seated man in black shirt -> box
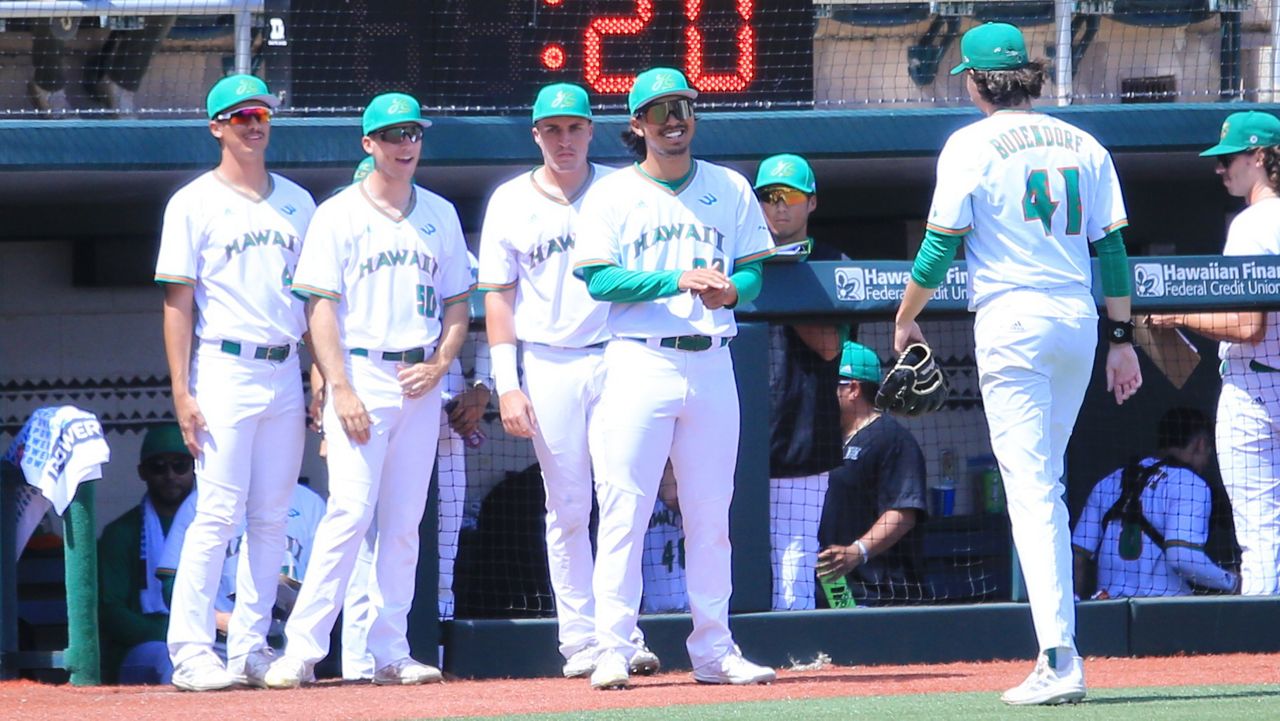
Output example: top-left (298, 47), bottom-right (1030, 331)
top-left (816, 341), bottom-right (929, 605)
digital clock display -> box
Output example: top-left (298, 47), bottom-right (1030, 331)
top-left (286, 0), bottom-right (813, 113)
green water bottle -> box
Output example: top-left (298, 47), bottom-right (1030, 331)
top-left (821, 575), bottom-right (857, 609)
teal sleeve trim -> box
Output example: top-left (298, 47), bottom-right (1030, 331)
top-left (583, 265), bottom-right (683, 302)
top-left (1095, 229), bottom-right (1131, 297)
top-left (728, 261), bottom-right (764, 307)
top-left (910, 229), bottom-right (964, 289)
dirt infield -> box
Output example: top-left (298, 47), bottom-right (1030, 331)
top-left (3, 653), bottom-right (1277, 721)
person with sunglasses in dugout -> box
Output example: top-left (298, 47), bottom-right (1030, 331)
top-left (1148, 111), bottom-right (1280, 596)
top-left (155, 74), bottom-right (317, 691)
top-left (264, 93), bottom-right (472, 689)
top-left (572, 67), bottom-right (776, 689)
top-left (753, 154), bottom-right (851, 612)
top-left (97, 423), bottom-right (195, 685)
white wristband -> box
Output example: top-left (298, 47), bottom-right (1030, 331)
top-left (491, 342), bottom-right (519, 395)
top-left (854, 539), bottom-right (870, 565)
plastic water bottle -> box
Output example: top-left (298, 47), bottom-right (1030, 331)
top-left (820, 575), bottom-right (856, 609)
top-left (932, 449), bottom-right (957, 517)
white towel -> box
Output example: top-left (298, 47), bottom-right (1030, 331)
top-left (138, 494), bottom-right (169, 614)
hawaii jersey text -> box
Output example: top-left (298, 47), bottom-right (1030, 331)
top-left (629, 223), bottom-right (725, 258)
top-left (358, 248), bottom-right (439, 278)
top-left (224, 229), bottom-right (301, 261)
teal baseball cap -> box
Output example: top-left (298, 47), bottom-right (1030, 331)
top-left (532, 83), bottom-right (592, 124)
top-left (755, 154), bottom-right (816, 194)
top-left (950, 23), bottom-right (1029, 75)
top-left (628, 67), bottom-right (698, 115)
top-left (353, 156), bottom-right (375, 182)
top-left (140, 423), bottom-right (189, 462)
top-left (362, 92), bottom-right (432, 136)
top-left (206, 74), bottom-right (278, 118)
top-left (1200, 111), bottom-right (1280, 156)
top-left (839, 342), bottom-right (882, 383)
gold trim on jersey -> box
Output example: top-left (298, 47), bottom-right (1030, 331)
top-left (529, 164), bottom-right (596, 205)
top-left (212, 169), bottom-right (275, 203)
top-left (1104, 219), bottom-right (1130, 233)
top-left (631, 161), bottom-right (698, 195)
top-left (359, 180), bottom-right (418, 222)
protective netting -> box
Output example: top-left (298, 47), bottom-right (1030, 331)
top-left (2, 1), bottom-right (1277, 118)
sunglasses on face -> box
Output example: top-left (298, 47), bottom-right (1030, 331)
top-left (142, 457), bottom-right (194, 476)
top-left (215, 106), bottom-right (272, 126)
top-left (757, 187), bottom-right (808, 207)
top-left (639, 98), bottom-right (694, 125)
top-left (376, 125), bottom-right (424, 144)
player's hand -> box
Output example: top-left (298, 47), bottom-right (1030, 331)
top-left (498, 389), bottom-right (539, 438)
top-left (398, 360), bottom-right (447, 399)
top-left (698, 282), bottom-right (739, 310)
top-left (172, 392), bottom-right (207, 457)
top-left (677, 269), bottom-right (731, 294)
top-left (816, 544), bottom-right (864, 582)
top-left (331, 384), bottom-right (372, 444)
top-left (893, 321), bottom-right (926, 354)
top-left (1105, 343), bottom-right (1142, 405)
top-left (448, 385), bottom-right (491, 436)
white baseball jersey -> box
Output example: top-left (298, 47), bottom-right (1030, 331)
top-left (158, 484), bottom-right (326, 608)
top-left (1072, 457), bottom-right (1214, 597)
top-left (155, 172), bottom-right (316, 344)
top-left (573, 161), bottom-right (774, 338)
top-left (1219, 198), bottom-right (1280, 367)
top-left (926, 111), bottom-right (1128, 309)
top-left (291, 183), bottom-right (473, 351)
top-left (478, 164), bottom-right (611, 347)
top-left (640, 497), bottom-right (689, 614)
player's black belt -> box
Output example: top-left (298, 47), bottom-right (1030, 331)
top-left (218, 340), bottom-right (292, 361)
top-left (655, 335), bottom-right (731, 352)
top-left (349, 347), bottom-right (429, 363)
top-left (527, 341), bottom-right (607, 351)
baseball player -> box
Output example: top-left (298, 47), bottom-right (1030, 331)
top-left (1149, 111), bottom-right (1280, 595)
top-left (1072, 407), bottom-right (1239, 598)
top-left (890, 24), bottom-right (1141, 705)
top-left (754, 153), bottom-right (847, 611)
top-left (641, 461), bottom-right (690, 614)
top-left (572, 67), bottom-right (776, 689)
top-left (262, 92), bottom-right (472, 688)
top-left (478, 82), bottom-right (659, 678)
top-left (155, 74), bottom-right (315, 691)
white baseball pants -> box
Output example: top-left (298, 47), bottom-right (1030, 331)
top-left (524, 344), bottom-right (607, 659)
top-left (1217, 363), bottom-right (1280, 595)
top-left (340, 527), bottom-right (377, 680)
top-left (282, 353), bottom-right (441, 668)
top-left (591, 339), bottom-right (739, 669)
top-left (168, 346), bottom-right (304, 668)
top-left (974, 291), bottom-right (1095, 654)
top-left (769, 473), bottom-right (830, 611)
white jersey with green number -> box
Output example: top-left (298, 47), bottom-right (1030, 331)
top-left (155, 171), bottom-right (316, 344)
top-left (1220, 198), bottom-right (1280, 367)
top-left (477, 163), bottom-right (611, 347)
top-left (291, 183), bottom-right (473, 351)
top-left (573, 160), bottom-right (774, 338)
top-left (926, 110), bottom-right (1128, 309)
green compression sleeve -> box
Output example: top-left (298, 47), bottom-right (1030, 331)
top-left (910, 229), bottom-right (964, 289)
top-left (583, 264), bottom-right (683, 303)
top-left (1095, 229), bottom-right (1131, 297)
top-left (728, 261), bottom-right (764, 307)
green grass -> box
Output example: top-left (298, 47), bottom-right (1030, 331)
top-left (427, 685), bottom-right (1280, 721)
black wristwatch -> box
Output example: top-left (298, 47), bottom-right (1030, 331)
top-left (1106, 318), bottom-right (1135, 345)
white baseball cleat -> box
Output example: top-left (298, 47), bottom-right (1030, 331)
top-left (693, 648), bottom-right (776, 685)
top-left (562, 643), bottom-right (601, 679)
top-left (373, 657), bottom-right (443, 686)
top-left (629, 643), bottom-right (661, 676)
top-left (1000, 653), bottom-right (1086, 706)
top-left (234, 647), bottom-right (278, 689)
top-left (171, 652), bottom-right (238, 692)
top-left (263, 654), bottom-right (313, 690)
top-left (589, 650), bottom-right (630, 690)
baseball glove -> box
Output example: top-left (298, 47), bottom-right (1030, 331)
top-left (874, 343), bottom-right (948, 416)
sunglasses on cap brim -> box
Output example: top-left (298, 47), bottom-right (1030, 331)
top-left (756, 187), bottom-right (809, 207)
top-left (374, 125), bottom-right (424, 144)
top-left (215, 106), bottom-right (272, 125)
top-left (638, 98), bottom-right (694, 124)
